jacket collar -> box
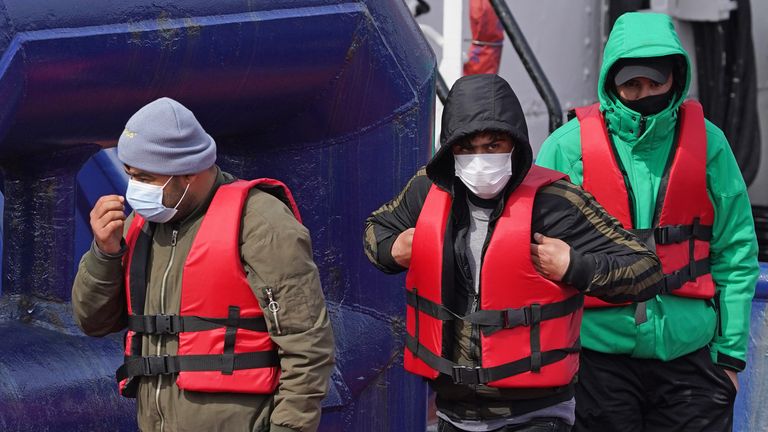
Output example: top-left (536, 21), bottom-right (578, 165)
top-left (176, 166), bottom-right (233, 227)
top-left (602, 101), bottom-right (678, 150)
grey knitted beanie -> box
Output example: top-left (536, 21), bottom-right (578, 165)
top-left (117, 97), bottom-right (216, 175)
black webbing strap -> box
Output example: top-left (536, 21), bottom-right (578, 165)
top-left (662, 257), bottom-right (711, 293)
top-left (413, 288), bottom-right (421, 358)
top-left (404, 335), bottom-right (580, 385)
top-left (478, 295), bottom-right (583, 337)
top-left (127, 222), bottom-right (155, 367)
top-left (655, 219), bottom-right (713, 245)
top-left (629, 218), bottom-right (712, 295)
top-left (128, 314), bottom-right (268, 335)
top-left (222, 306), bottom-right (240, 375)
top-left (530, 304), bottom-right (542, 373)
top-left (406, 290), bottom-right (464, 321)
top-left (406, 291), bottom-right (583, 337)
top-left (115, 351), bottom-right (279, 382)
top-left (129, 223), bottom-right (153, 320)
top-left (121, 223), bottom-right (155, 398)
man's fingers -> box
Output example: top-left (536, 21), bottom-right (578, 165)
top-left (92, 196), bottom-right (126, 219)
top-left (97, 202), bottom-right (126, 216)
top-left (533, 232), bottom-right (546, 244)
top-left (98, 210), bottom-right (127, 224)
top-left (94, 195), bottom-right (124, 207)
top-left (530, 243), bottom-right (540, 257)
top-left (104, 219), bottom-right (124, 232)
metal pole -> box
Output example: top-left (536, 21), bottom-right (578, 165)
top-left (488, 0), bottom-right (564, 132)
top-left (436, 71), bottom-right (449, 105)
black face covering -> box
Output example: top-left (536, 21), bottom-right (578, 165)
top-left (620, 90), bottom-right (674, 116)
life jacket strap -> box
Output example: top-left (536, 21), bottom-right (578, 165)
top-left (662, 257), bottom-right (711, 294)
top-left (128, 313), bottom-right (268, 335)
top-left (116, 351), bottom-right (279, 382)
top-left (404, 335), bottom-right (580, 385)
top-left (654, 220), bottom-right (713, 244)
top-left (405, 290), bottom-right (583, 337)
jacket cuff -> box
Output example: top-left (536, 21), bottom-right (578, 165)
top-left (270, 425), bottom-right (300, 432)
top-left (92, 239), bottom-right (127, 260)
top-left (714, 351), bottom-right (746, 372)
top-left (379, 235), bottom-right (407, 273)
top-left (85, 240), bottom-right (126, 281)
top-left (562, 249), bottom-right (595, 291)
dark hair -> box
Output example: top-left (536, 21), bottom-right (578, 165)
top-left (451, 130), bottom-right (514, 149)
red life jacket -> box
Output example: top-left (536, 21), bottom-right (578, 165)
top-left (575, 101), bottom-right (715, 308)
top-left (404, 166), bottom-right (583, 388)
top-left (116, 179), bottom-right (302, 397)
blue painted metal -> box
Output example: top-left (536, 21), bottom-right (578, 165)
top-left (734, 262), bottom-right (768, 432)
top-left (0, 1), bottom-right (434, 430)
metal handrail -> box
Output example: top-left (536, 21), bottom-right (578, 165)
top-left (436, 72), bottom-right (449, 105)
top-left (488, 0), bottom-right (563, 132)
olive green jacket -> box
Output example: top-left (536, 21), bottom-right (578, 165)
top-left (72, 168), bottom-right (335, 432)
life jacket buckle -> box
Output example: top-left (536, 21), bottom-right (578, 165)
top-left (450, 365), bottom-right (485, 385)
top-left (142, 355), bottom-right (171, 376)
top-left (663, 270), bottom-right (683, 294)
top-left (504, 308), bottom-right (530, 328)
top-left (156, 314), bottom-right (179, 335)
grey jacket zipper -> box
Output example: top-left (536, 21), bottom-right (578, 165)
top-left (155, 228), bottom-right (178, 432)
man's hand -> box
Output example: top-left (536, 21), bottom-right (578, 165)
top-left (90, 195), bottom-right (126, 255)
top-left (724, 369), bottom-right (739, 391)
top-left (391, 228), bottom-right (416, 268)
top-left (530, 233), bottom-right (571, 281)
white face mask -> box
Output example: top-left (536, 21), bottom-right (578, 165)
top-left (454, 152), bottom-right (513, 199)
top-left (126, 176), bottom-right (189, 223)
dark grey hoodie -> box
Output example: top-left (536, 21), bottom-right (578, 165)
top-left (427, 74), bottom-right (533, 198)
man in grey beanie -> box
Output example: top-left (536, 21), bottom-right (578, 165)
top-left (72, 97), bottom-right (335, 432)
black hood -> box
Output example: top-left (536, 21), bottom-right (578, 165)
top-left (426, 74), bottom-right (533, 195)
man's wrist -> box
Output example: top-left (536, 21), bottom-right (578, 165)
top-left (562, 249), bottom-right (595, 291)
top-left (380, 235), bottom-right (406, 271)
top-left (92, 239), bottom-right (127, 260)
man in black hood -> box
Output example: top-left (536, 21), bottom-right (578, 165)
top-left (364, 74), bottom-right (664, 431)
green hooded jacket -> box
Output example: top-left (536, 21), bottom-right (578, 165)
top-left (536, 12), bottom-right (759, 371)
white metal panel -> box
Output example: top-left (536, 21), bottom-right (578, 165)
top-left (749, 0), bottom-right (768, 203)
top-left (652, 0), bottom-right (738, 22)
top-left (439, 0), bottom-right (464, 87)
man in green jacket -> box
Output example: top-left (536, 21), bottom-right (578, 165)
top-left (537, 12), bottom-right (759, 431)
top-left (72, 97), bottom-right (335, 432)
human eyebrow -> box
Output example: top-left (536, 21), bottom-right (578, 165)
top-left (125, 169), bottom-right (153, 181)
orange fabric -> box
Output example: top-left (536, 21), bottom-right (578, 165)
top-left (464, 0), bottom-right (504, 75)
